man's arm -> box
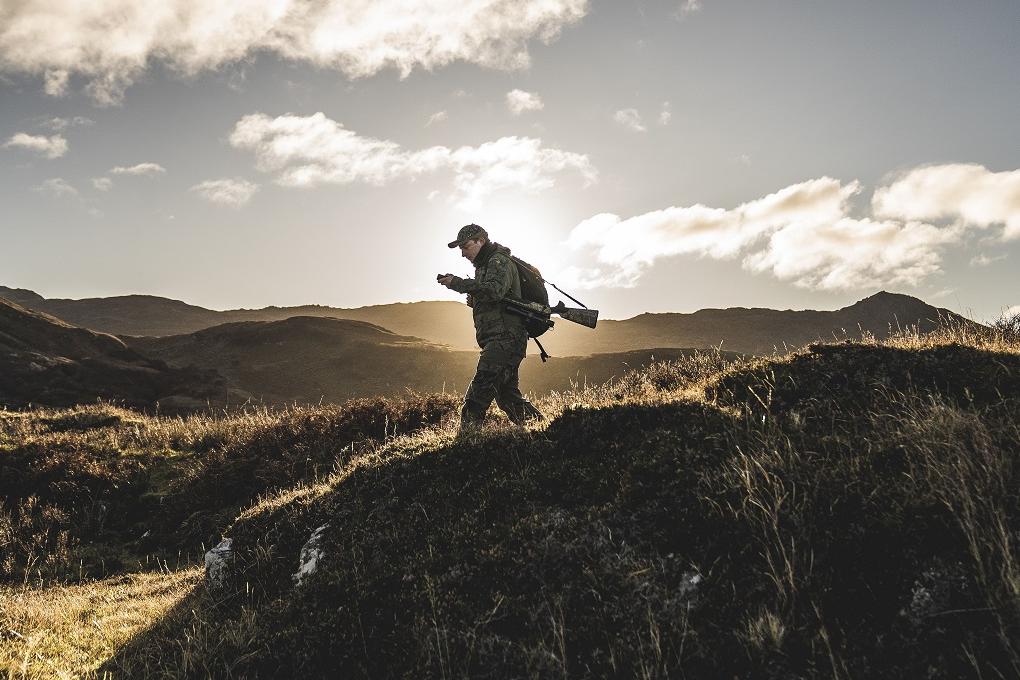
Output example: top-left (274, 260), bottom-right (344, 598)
top-left (447, 255), bottom-right (514, 301)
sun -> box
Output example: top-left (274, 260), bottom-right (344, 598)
top-left (470, 196), bottom-right (569, 267)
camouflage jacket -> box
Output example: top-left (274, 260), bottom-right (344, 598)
top-left (448, 242), bottom-right (526, 349)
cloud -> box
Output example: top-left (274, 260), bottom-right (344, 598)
top-left (872, 163), bottom-right (1020, 239)
top-left (0, 0), bottom-right (589, 104)
top-left (426, 111), bottom-right (448, 127)
top-left (658, 102), bottom-right (671, 126)
top-left (566, 164), bottom-right (1019, 291)
top-left (678, 0), bottom-right (702, 16)
top-left (44, 69), bottom-right (69, 96)
top-left (191, 178), bottom-right (258, 207)
top-left (110, 162), bottom-right (166, 176)
top-left (34, 178), bottom-right (78, 198)
top-left (229, 111), bottom-right (596, 210)
top-left (567, 177), bottom-right (862, 287)
top-left (744, 217), bottom-right (956, 291)
top-left (41, 116), bottom-right (94, 131)
top-left (92, 177), bottom-right (113, 191)
top-left (506, 89), bottom-right (544, 115)
top-left (737, 153), bottom-right (752, 166)
top-left (613, 108), bottom-right (646, 132)
top-left (970, 252), bottom-right (1006, 267)
top-left (3, 132), bottom-right (67, 158)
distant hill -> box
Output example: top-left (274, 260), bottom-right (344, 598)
top-left (127, 316), bottom-right (736, 406)
top-left (543, 291), bottom-right (978, 355)
top-left (0, 286), bottom-right (475, 349)
top-left (0, 298), bottom-right (224, 411)
top-left (1, 290), bottom-right (738, 409)
top-left (127, 316), bottom-right (477, 405)
top-left (1, 286), bottom-right (978, 356)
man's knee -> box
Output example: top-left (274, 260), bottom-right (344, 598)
top-left (461, 363), bottom-right (503, 423)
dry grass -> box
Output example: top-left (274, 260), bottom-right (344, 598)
top-left (0, 568), bottom-right (200, 679)
top-left (2, 323), bottom-right (1018, 678)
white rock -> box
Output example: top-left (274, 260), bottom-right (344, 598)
top-left (205, 538), bottom-right (233, 590)
top-left (293, 524), bottom-right (330, 587)
top-left (679, 571), bottom-right (702, 596)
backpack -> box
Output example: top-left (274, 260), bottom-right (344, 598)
top-left (509, 255), bottom-right (553, 339)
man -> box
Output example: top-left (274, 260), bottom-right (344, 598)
top-left (438, 223), bottom-right (544, 433)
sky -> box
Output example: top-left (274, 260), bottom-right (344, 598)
top-left (1, 0), bottom-right (1017, 322)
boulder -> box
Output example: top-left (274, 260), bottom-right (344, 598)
top-left (204, 538), bottom-right (234, 590)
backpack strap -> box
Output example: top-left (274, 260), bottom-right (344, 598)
top-left (533, 336), bottom-right (550, 362)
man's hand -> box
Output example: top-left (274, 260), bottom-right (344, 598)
top-left (437, 274), bottom-right (455, 288)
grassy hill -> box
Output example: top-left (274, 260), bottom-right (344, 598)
top-left (0, 298), bottom-right (223, 412)
top-left (1, 319), bottom-right (1017, 678)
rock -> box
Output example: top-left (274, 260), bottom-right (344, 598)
top-left (205, 538), bottom-right (234, 590)
top-left (293, 524), bottom-right (330, 587)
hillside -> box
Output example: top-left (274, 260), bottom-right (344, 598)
top-left (128, 315), bottom-right (739, 405)
top-left (128, 316), bottom-right (478, 404)
top-left (144, 325), bottom-right (1020, 678)
top-left (0, 298), bottom-right (224, 412)
top-left (1, 285), bottom-right (977, 355)
top-left (2, 321), bottom-right (1016, 678)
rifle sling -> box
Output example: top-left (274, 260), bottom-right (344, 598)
top-left (533, 336), bottom-right (550, 362)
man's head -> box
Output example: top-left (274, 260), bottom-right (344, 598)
top-left (448, 223), bottom-right (488, 262)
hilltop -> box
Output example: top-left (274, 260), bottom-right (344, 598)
top-left (2, 319), bottom-right (1016, 678)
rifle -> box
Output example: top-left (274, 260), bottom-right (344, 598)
top-left (439, 272), bottom-right (598, 361)
top-left (504, 298), bottom-right (598, 330)
top-left (504, 299), bottom-right (598, 362)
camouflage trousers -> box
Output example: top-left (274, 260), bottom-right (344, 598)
top-left (461, 334), bottom-right (543, 430)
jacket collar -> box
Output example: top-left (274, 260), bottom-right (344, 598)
top-left (473, 240), bottom-right (504, 268)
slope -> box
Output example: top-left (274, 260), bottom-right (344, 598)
top-left (99, 323), bottom-right (1020, 679)
top-left (0, 297), bottom-right (223, 412)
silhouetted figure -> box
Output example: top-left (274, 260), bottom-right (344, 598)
top-left (438, 224), bottom-right (544, 434)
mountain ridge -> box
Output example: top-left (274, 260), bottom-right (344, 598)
top-left (0, 286), bottom-right (977, 355)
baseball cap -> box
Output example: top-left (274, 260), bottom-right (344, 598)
top-left (447, 223), bottom-right (488, 248)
